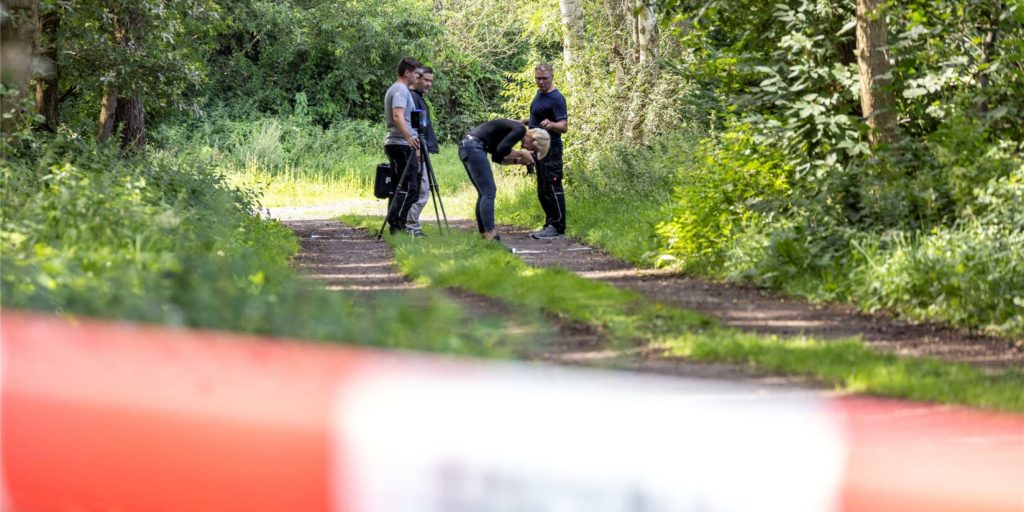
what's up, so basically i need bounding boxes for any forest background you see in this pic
[2,0,1022,347]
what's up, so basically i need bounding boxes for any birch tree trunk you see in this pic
[635,0,658,67]
[558,0,584,70]
[855,0,896,145]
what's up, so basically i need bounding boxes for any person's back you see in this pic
[384,81,417,146]
[468,119,527,163]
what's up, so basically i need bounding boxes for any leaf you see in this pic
[837,19,857,36]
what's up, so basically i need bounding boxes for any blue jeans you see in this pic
[458,137,496,233]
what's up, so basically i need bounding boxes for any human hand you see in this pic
[539,119,551,129]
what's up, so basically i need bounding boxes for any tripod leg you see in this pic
[422,150,450,233]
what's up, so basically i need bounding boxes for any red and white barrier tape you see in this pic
[2,311,1022,511]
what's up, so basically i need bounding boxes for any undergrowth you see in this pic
[0,134,532,356]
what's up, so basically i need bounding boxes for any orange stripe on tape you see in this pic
[1,311,369,512]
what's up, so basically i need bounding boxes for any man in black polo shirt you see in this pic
[525,62,568,239]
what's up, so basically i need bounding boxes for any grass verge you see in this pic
[346,215,1024,412]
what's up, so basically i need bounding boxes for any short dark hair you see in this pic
[535,62,554,75]
[397,57,422,77]
[418,66,434,75]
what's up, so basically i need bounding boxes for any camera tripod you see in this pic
[375,133,450,241]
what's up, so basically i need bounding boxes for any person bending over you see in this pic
[458,120,550,241]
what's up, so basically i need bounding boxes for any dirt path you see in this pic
[276,208,1022,381]
[280,217,821,387]
[485,221,1024,370]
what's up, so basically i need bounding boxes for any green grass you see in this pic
[345,215,1024,412]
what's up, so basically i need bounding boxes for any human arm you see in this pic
[391,107,421,150]
[538,118,567,134]
[490,123,527,163]
[499,150,536,166]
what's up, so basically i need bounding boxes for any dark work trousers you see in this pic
[458,137,497,233]
[385,144,422,230]
[536,142,566,233]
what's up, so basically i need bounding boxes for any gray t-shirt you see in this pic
[384,81,418,146]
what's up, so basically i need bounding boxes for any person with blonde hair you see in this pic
[458,120,550,241]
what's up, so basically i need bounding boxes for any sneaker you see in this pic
[528,226,547,238]
[405,227,425,237]
[529,225,563,239]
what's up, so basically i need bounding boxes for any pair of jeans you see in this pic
[384,144,422,229]
[458,137,496,233]
[536,142,565,233]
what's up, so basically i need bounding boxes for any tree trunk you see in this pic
[97,85,119,143]
[96,5,147,153]
[855,0,896,146]
[1,0,39,135]
[116,96,146,153]
[558,0,585,70]
[34,7,61,131]
[634,0,658,67]
[976,3,1003,115]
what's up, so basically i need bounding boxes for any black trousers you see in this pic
[384,144,421,229]
[536,142,566,233]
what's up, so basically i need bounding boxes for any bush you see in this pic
[655,126,790,271]
[0,133,512,352]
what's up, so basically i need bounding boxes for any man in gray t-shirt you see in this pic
[384,82,418,145]
[383,56,423,235]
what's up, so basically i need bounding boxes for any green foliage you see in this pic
[650,0,1024,336]
[201,0,440,126]
[655,126,790,270]
[0,133,523,354]
[55,0,222,131]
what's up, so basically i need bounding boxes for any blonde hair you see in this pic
[527,128,550,160]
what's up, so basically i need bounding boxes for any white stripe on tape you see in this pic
[333,363,847,512]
